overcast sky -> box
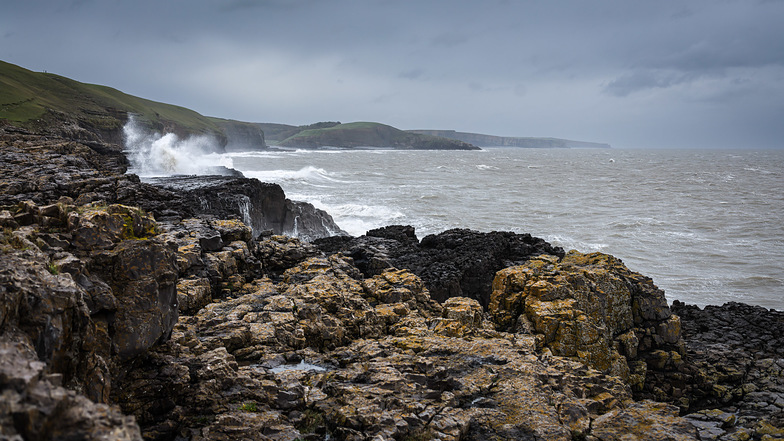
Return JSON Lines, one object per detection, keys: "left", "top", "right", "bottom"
{"left": 3, "top": 0, "right": 784, "bottom": 148}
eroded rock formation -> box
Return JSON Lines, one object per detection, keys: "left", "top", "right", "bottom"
{"left": 2, "top": 125, "right": 783, "bottom": 440}
{"left": 0, "top": 125, "right": 343, "bottom": 240}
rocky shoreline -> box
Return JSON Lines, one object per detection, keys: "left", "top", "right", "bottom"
{"left": 1, "top": 125, "right": 783, "bottom": 440}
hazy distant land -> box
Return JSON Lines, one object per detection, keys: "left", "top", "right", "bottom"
{"left": 409, "top": 129, "right": 611, "bottom": 149}
{"left": 1, "top": 59, "right": 607, "bottom": 151}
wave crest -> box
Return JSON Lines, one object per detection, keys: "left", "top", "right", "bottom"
{"left": 124, "top": 115, "right": 233, "bottom": 176}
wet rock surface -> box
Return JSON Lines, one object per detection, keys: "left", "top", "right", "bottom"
{"left": 2, "top": 125, "right": 784, "bottom": 440}
{"left": 670, "top": 301, "right": 784, "bottom": 440}
{"left": 315, "top": 225, "right": 565, "bottom": 307}
{"left": 0, "top": 127, "right": 343, "bottom": 241}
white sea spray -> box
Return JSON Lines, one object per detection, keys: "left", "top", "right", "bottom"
{"left": 123, "top": 115, "right": 232, "bottom": 176}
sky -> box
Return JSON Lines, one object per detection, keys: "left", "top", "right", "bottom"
{"left": 2, "top": 0, "right": 784, "bottom": 149}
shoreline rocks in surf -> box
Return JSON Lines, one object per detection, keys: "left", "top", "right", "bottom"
{"left": 0, "top": 126, "right": 343, "bottom": 241}
{"left": 2, "top": 125, "right": 783, "bottom": 439}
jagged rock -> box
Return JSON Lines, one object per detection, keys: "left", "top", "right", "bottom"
{"left": 315, "top": 226, "right": 565, "bottom": 307}
{"left": 0, "top": 341, "right": 143, "bottom": 441}
{"left": 210, "top": 219, "right": 253, "bottom": 243}
{"left": 6, "top": 126, "right": 781, "bottom": 440}
{"left": 0, "top": 240, "right": 110, "bottom": 403}
{"left": 590, "top": 401, "right": 697, "bottom": 440}
{"left": 670, "top": 301, "right": 784, "bottom": 438}
{"left": 0, "top": 128, "right": 345, "bottom": 242}
{"left": 143, "top": 175, "right": 345, "bottom": 241}
{"left": 256, "top": 235, "right": 321, "bottom": 277}
{"left": 177, "top": 277, "right": 213, "bottom": 315}
{"left": 1, "top": 201, "right": 179, "bottom": 399}
{"left": 489, "top": 251, "right": 684, "bottom": 392}
{"left": 87, "top": 236, "right": 178, "bottom": 362}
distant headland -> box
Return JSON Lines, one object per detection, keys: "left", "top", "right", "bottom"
{"left": 1, "top": 59, "right": 608, "bottom": 151}
{"left": 409, "top": 129, "right": 612, "bottom": 149}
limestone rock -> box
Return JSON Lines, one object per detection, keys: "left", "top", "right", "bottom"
{"left": 89, "top": 239, "right": 178, "bottom": 361}
{"left": 0, "top": 341, "right": 143, "bottom": 441}
{"left": 489, "top": 251, "right": 684, "bottom": 389}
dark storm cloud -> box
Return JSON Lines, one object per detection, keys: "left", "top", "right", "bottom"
{"left": 2, "top": 0, "right": 783, "bottom": 148}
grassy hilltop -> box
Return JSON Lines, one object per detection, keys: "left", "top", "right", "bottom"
{"left": 0, "top": 60, "right": 224, "bottom": 144}
{"left": 269, "top": 121, "right": 479, "bottom": 150}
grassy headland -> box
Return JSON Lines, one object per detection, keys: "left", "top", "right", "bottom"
{"left": 276, "top": 121, "right": 480, "bottom": 150}
{"left": 0, "top": 60, "right": 224, "bottom": 144}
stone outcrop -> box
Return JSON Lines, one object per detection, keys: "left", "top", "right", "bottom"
{"left": 0, "top": 341, "right": 142, "bottom": 441}
{"left": 669, "top": 301, "right": 784, "bottom": 439}
{"left": 144, "top": 175, "right": 344, "bottom": 241}
{"left": 0, "top": 126, "right": 343, "bottom": 241}
{"left": 111, "top": 237, "right": 698, "bottom": 440}
{"left": 315, "top": 226, "right": 565, "bottom": 306}
{"left": 488, "top": 252, "right": 684, "bottom": 392}
{"left": 1, "top": 197, "right": 705, "bottom": 440}
{"left": 3, "top": 125, "right": 784, "bottom": 440}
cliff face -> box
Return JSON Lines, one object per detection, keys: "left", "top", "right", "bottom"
{"left": 0, "top": 198, "right": 697, "bottom": 440}
{"left": 0, "top": 125, "right": 341, "bottom": 240}
{"left": 208, "top": 118, "right": 268, "bottom": 151}
{"left": 410, "top": 129, "right": 612, "bottom": 149}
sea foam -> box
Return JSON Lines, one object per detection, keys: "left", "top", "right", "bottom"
{"left": 123, "top": 115, "right": 233, "bottom": 177}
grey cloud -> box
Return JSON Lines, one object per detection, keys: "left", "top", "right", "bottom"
{"left": 431, "top": 32, "right": 469, "bottom": 47}
{"left": 602, "top": 70, "right": 704, "bottom": 97}
{"left": 2, "top": 0, "right": 783, "bottom": 148}
{"left": 398, "top": 69, "right": 424, "bottom": 80}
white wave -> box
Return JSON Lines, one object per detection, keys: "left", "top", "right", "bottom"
{"left": 123, "top": 115, "right": 233, "bottom": 176}
{"left": 244, "top": 166, "right": 348, "bottom": 185}
{"left": 476, "top": 164, "right": 500, "bottom": 171}
{"left": 545, "top": 234, "right": 607, "bottom": 252}
{"left": 293, "top": 197, "right": 405, "bottom": 236}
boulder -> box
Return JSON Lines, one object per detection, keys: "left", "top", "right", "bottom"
{"left": 489, "top": 251, "right": 684, "bottom": 389}
{"left": 88, "top": 239, "right": 178, "bottom": 361}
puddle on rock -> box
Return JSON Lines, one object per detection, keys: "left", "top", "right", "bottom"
{"left": 268, "top": 360, "right": 329, "bottom": 374}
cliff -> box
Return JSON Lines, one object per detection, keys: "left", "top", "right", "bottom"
{"left": 208, "top": 117, "right": 268, "bottom": 151}
{"left": 0, "top": 60, "right": 227, "bottom": 148}
{"left": 258, "top": 121, "right": 342, "bottom": 144}
{"left": 277, "top": 122, "right": 480, "bottom": 150}
{"left": 410, "top": 129, "right": 612, "bottom": 149}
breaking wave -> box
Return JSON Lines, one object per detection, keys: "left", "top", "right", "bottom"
{"left": 123, "top": 115, "right": 233, "bottom": 177}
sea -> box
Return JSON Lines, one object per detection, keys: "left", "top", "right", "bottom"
{"left": 126, "top": 128, "right": 784, "bottom": 310}
{"left": 223, "top": 147, "right": 784, "bottom": 310}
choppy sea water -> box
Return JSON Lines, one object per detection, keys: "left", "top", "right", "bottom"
{"left": 225, "top": 147, "right": 783, "bottom": 309}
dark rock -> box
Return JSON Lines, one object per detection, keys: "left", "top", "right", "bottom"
{"left": 315, "top": 226, "right": 565, "bottom": 307}
{"left": 0, "top": 127, "right": 345, "bottom": 242}
{"left": 199, "top": 230, "right": 224, "bottom": 252}
{"left": 140, "top": 175, "right": 345, "bottom": 241}
{"left": 667, "top": 301, "right": 784, "bottom": 436}
{"left": 88, "top": 239, "right": 179, "bottom": 361}
{"left": 0, "top": 341, "right": 143, "bottom": 441}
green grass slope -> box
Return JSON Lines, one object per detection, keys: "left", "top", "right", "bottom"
{"left": 278, "top": 121, "right": 479, "bottom": 150}
{"left": 0, "top": 60, "right": 223, "bottom": 144}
